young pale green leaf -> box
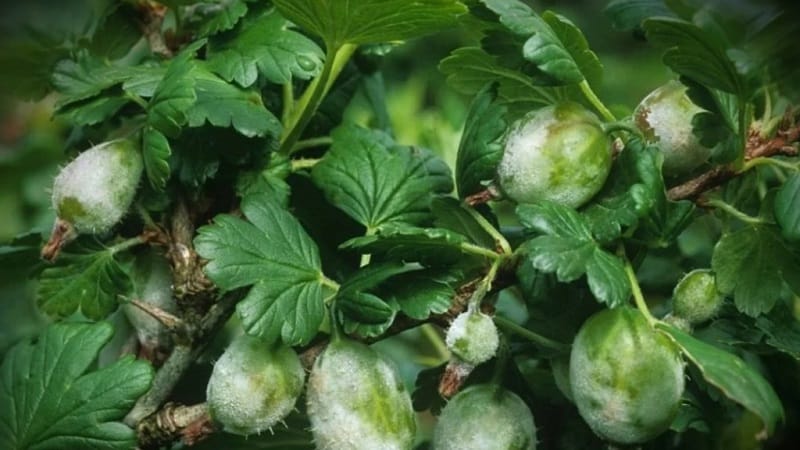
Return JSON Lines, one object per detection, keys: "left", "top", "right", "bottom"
{"left": 311, "top": 125, "right": 453, "bottom": 231}
{"left": 481, "top": 0, "right": 594, "bottom": 86}
{"left": 431, "top": 197, "right": 497, "bottom": 250}
{"left": 207, "top": 6, "right": 324, "bottom": 87}
{"left": 195, "top": 195, "right": 327, "bottom": 345}
{"left": 36, "top": 243, "right": 132, "bottom": 320}
{"left": 147, "top": 46, "right": 199, "bottom": 138}
{"left": 142, "top": 127, "right": 172, "bottom": 190}
{"left": 604, "top": 0, "right": 675, "bottom": 31}
{"left": 712, "top": 226, "right": 800, "bottom": 316}
{"left": 439, "top": 47, "right": 563, "bottom": 115}
{"left": 517, "top": 201, "right": 630, "bottom": 307}
{"left": 187, "top": 65, "right": 281, "bottom": 138}
{"left": 273, "top": 0, "right": 466, "bottom": 48}
{"left": 0, "top": 322, "right": 153, "bottom": 450}
{"left": 341, "top": 224, "right": 481, "bottom": 266}
{"left": 643, "top": 17, "right": 744, "bottom": 96}
{"left": 659, "top": 323, "right": 784, "bottom": 436}
{"left": 454, "top": 84, "right": 507, "bottom": 199}
{"left": 774, "top": 173, "right": 800, "bottom": 242}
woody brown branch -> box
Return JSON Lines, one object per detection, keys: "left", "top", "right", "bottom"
{"left": 667, "top": 120, "right": 800, "bottom": 202}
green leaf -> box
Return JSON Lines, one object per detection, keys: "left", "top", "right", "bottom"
{"left": 0, "top": 233, "right": 43, "bottom": 270}
{"left": 643, "top": 17, "right": 744, "bottom": 96}
{"left": 311, "top": 125, "right": 453, "bottom": 231}
{"left": 381, "top": 268, "right": 461, "bottom": 320}
{"left": 711, "top": 226, "right": 800, "bottom": 316}
{"left": 337, "top": 291, "right": 395, "bottom": 325}
{"left": 341, "top": 224, "right": 479, "bottom": 266}
{"left": 195, "top": 195, "right": 327, "bottom": 345}
{"left": 339, "top": 262, "right": 423, "bottom": 298}
{"left": 207, "top": 6, "right": 324, "bottom": 87}
{"left": 431, "top": 197, "right": 497, "bottom": 249}
{"left": 196, "top": 0, "right": 250, "bottom": 37}
{"left": 51, "top": 53, "right": 131, "bottom": 106}
{"left": 273, "top": 0, "right": 466, "bottom": 47}
{"left": 774, "top": 173, "right": 800, "bottom": 242}
{"left": 57, "top": 94, "right": 129, "bottom": 126}
{"left": 755, "top": 307, "right": 800, "bottom": 360}
{"left": 187, "top": 65, "right": 281, "bottom": 138}
{"left": 439, "top": 47, "right": 563, "bottom": 114}
{"left": 517, "top": 201, "right": 630, "bottom": 307}
{"left": 454, "top": 84, "right": 507, "bottom": 198}
{"left": 480, "top": 0, "right": 595, "bottom": 85}
{"left": 147, "top": 46, "right": 199, "bottom": 138}
{"left": 682, "top": 77, "right": 740, "bottom": 164}
{"left": 659, "top": 323, "right": 784, "bottom": 436}
{"left": 604, "top": 0, "right": 674, "bottom": 32}
{"left": 142, "top": 127, "right": 172, "bottom": 190}
{"left": 36, "top": 243, "right": 132, "bottom": 320}
{"left": 0, "top": 322, "right": 153, "bottom": 450}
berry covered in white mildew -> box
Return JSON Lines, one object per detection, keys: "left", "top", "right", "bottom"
{"left": 672, "top": 269, "right": 723, "bottom": 324}
{"left": 432, "top": 384, "right": 537, "bottom": 450}
{"left": 123, "top": 251, "right": 177, "bottom": 351}
{"left": 497, "top": 102, "right": 611, "bottom": 208}
{"left": 307, "top": 338, "right": 416, "bottom": 450}
{"left": 570, "top": 308, "right": 685, "bottom": 444}
{"left": 634, "top": 80, "right": 709, "bottom": 176}
{"left": 52, "top": 138, "right": 143, "bottom": 234}
{"left": 445, "top": 309, "right": 499, "bottom": 366}
{"left": 206, "top": 334, "right": 305, "bottom": 436}
{"left": 43, "top": 138, "right": 144, "bottom": 260}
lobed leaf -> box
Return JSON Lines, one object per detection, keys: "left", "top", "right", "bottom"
{"left": 147, "top": 45, "right": 199, "bottom": 138}
{"left": 207, "top": 6, "right": 324, "bottom": 87}
{"left": 195, "top": 195, "right": 327, "bottom": 345}
{"left": 774, "top": 173, "right": 800, "bottom": 242}
{"left": 36, "top": 243, "right": 132, "bottom": 320}
{"left": 0, "top": 322, "right": 153, "bottom": 450}
{"left": 604, "top": 0, "right": 675, "bottom": 32}
{"left": 311, "top": 125, "right": 453, "bottom": 231}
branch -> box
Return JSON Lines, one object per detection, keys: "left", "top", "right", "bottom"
{"left": 668, "top": 120, "right": 800, "bottom": 201}
{"left": 125, "top": 291, "right": 242, "bottom": 427}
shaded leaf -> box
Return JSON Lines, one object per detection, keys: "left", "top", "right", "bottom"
{"left": 431, "top": 197, "right": 497, "bottom": 249}
{"left": 604, "top": 0, "right": 674, "bottom": 32}
{"left": 774, "top": 173, "right": 800, "bottom": 242}
{"left": 341, "top": 224, "right": 480, "bottom": 266}
{"left": 142, "top": 127, "right": 172, "bottom": 190}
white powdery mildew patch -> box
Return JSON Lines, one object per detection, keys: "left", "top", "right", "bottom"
{"left": 307, "top": 343, "right": 414, "bottom": 450}
{"left": 445, "top": 310, "right": 499, "bottom": 365}
{"left": 497, "top": 111, "right": 557, "bottom": 204}
{"left": 207, "top": 336, "right": 304, "bottom": 436}
{"left": 52, "top": 140, "right": 143, "bottom": 234}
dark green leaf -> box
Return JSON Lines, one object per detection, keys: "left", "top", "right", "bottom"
{"left": 51, "top": 53, "right": 131, "bottom": 106}
{"left": 36, "top": 243, "right": 132, "bottom": 320}
{"left": 0, "top": 233, "right": 43, "bottom": 270}
{"left": 195, "top": 195, "right": 327, "bottom": 345}
{"left": 643, "top": 17, "right": 744, "bottom": 96}
{"left": 339, "top": 262, "right": 423, "bottom": 298}
{"left": 207, "top": 7, "right": 324, "bottom": 87}
{"left": 57, "top": 94, "right": 129, "bottom": 126}
{"left": 517, "top": 201, "right": 630, "bottom": 307}
{"left": 711, "top": 226, "right": 800, "bottom": 316}
{"left": 439, "top": 47, "right": 563, "bottom": 114}
{"left": 196, "top": 0, "right": 250, "bottom": 37}
{"left": 431, "top": 197, "right": 497, "bottom": 249}
{"left": 382, "top": 268, "right": 461, "bottom": 320}
{"left": 338, "top": 291, "right": 395, "bottom": 324}
{"left": 774, "top": 173, "right": 800, "bottom": 242}
{"left": 682, "top": 77, "right": 740, "bottom": 163}
{"left": 454, "top": 84, "right": 507, "bottom": 199}
{"left": 187, "top": 65, "right": 281, "bottom": 138}
{"left": 311, "top": 125, "right": 453, "bottom": 231}
{"left": 236, "top": 171, "right": 291, "bottom": 208}
{"left": 0, "top": 322, "right": 153, "bottom": 450}
{"left": 755, "top": 307, "right": 800, "bottom": 360}
{"left": 142, "top": 127, "right": 172, "bottom": 190}
{"left": 604, "top": 0, "right": 674, "bottom": 32}
{"left": 341, "top": 224, "right": 479, "bottom": 266}
{"left": 659, "top": 323, "right": 784, "bottom": 436}
{"left": 273, "top": 0, "right": 466, "bottom": 47}
{"left": 147, "top": 46, "right": 198, "bottom": 138}
{"left": 481, "top": 0, "right": 593, "bottom": 85}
